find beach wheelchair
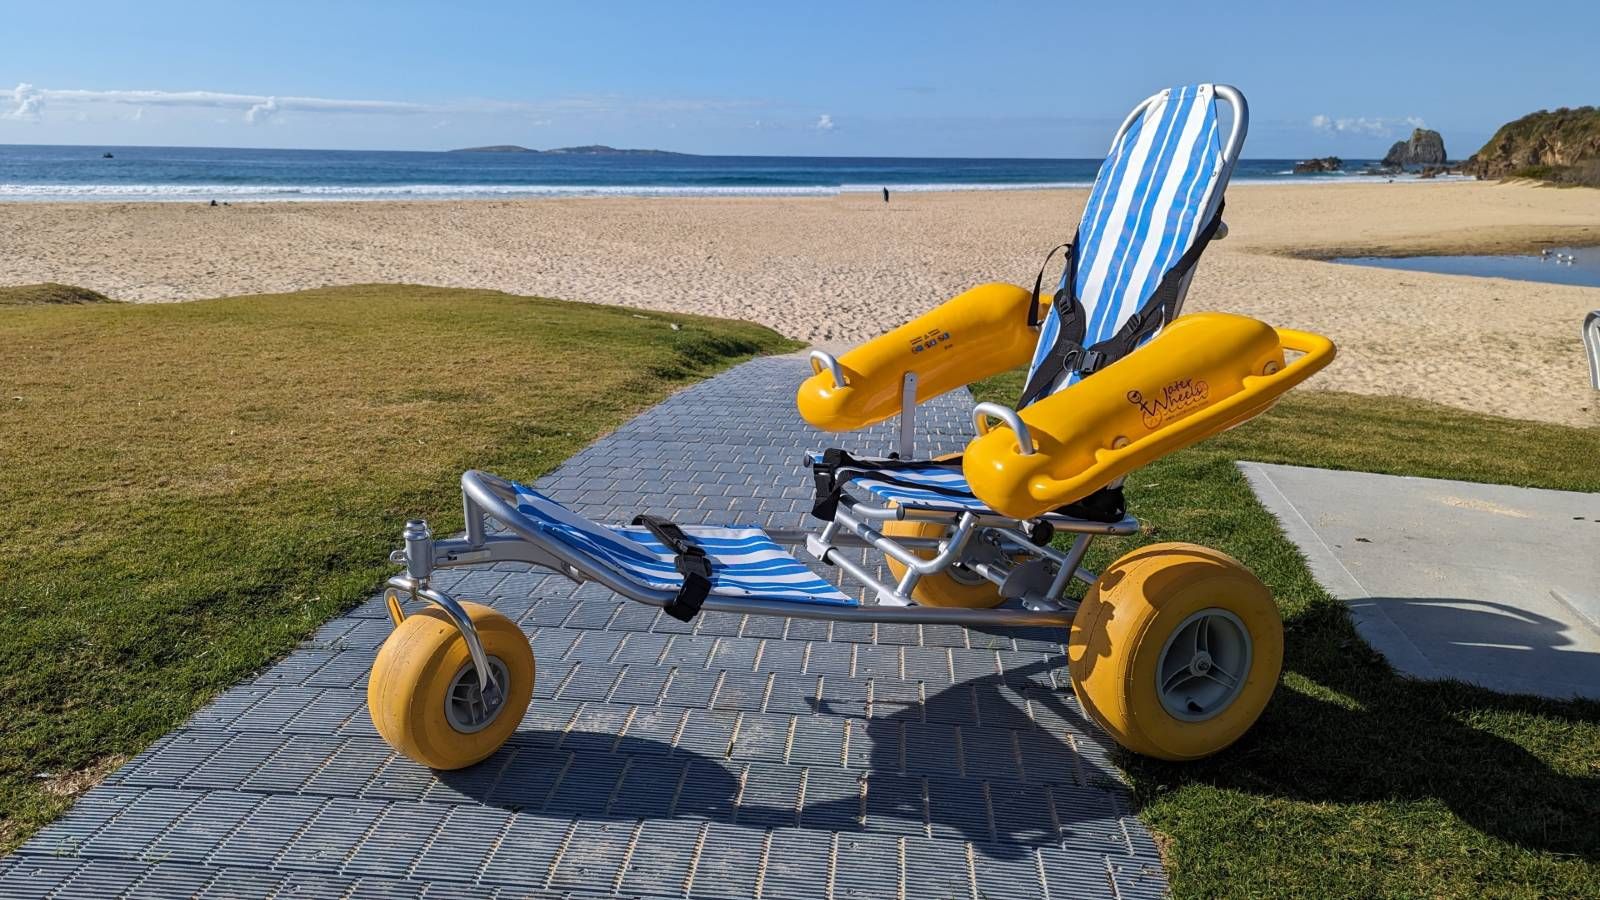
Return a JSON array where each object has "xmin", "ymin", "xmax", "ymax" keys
[{"xmin": 368, "ymin": 84, "xmax": 1336, "ymax": 770}]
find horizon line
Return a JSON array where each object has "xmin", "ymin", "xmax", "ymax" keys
[{"xmin": 0, "ymin": 141, "xmax": 1413, "ymax": 161}]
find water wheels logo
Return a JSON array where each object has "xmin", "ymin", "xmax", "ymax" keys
[{"xmin": 1127, "ymin": 377, "xmax": 1210, "ymax": 429}]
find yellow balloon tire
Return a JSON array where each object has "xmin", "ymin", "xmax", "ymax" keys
[
  {"xmin": 881, "ymin": 516, "xmax": 1007, "ymax": 609},
  {"xmin": 368, "ymin": 601, "xmax": 534, "ymax": 770},
  {"xmin": 1068, "ymin": 542, "xmax": 1282, "ymax": 761}
]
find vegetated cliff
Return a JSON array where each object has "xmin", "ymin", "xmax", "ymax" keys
[
  {"xmin": 1463, "ymin": 106, "xmax": 1600, "ymax": 187},
  {"xmin": 1383, "ymin": 129, "xmax": 1447, "ymax": 167}
]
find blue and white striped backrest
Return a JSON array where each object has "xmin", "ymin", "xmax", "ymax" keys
[{"xmin": 1024, "ymin": 84, "xmax": 1231, "ymax": 398}]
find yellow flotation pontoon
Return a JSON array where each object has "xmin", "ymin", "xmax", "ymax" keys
[
  {"xmin": 964, "ymin": 312, "xmax": 1334, "ymax": 519},
  {"xmin": 797, "ymin": 282, "xmax": 1042, "ymax": 432}
]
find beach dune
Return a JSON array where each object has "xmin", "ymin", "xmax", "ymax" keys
[{"xmin": 1, "ymin": 182, "xmax": 1595, "ymax": 427}]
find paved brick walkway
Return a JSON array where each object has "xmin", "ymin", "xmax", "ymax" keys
[{"xmin": 3, "ymin": 355, "xmax": 1167, "ymax": 899}]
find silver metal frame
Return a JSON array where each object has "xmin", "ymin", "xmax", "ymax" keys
[
  {"xmin": 380, "ymin": 85, "xmax": 1250, "ymax": 673},
  {"xmin": 1585, "ymin": 310, "xmax": 1599, "ymax": 390}
]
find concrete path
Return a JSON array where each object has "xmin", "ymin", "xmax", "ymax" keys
[
  {"xmin": 1242, "ymin": 462, "xmax": 1600, "ymax": 700},
  {"xmin": 3, "ymin": 356, "xmax": 1166, "ymax": 899}
]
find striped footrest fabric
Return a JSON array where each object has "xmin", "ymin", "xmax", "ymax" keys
[{"xmin": 511, "ymin": 482, "xmax": 856, "ymax": 606}]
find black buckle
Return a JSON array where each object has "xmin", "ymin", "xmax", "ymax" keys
[{"xmin": 1078, "ymin": 349, "xmax": 1107, "ymax": 375}]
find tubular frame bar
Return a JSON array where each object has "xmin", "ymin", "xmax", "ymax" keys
[
  {"xmin": 385, "ymin": 576, "xmax": 503, "ymax": 704},
  {"xmin": 453, "ymin": 469, "xmax": 1075, "ymax": 627},
  {"xmin": 1585, "ymin": 309, "xmax": 1599, "ymax": 390}
]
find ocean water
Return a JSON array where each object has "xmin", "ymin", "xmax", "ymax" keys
[
  {"xmin": 0, "ymin": 144, "xmax": 1443, "ymax": 202},
  {"xmin": 1337, "ymin": 246, "xmax": 1600, "ymax": 289}
]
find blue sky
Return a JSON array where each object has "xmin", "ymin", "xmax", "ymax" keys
[{"xmin": 2, "ymin": 0, "xmax": 1595, "ymax": 158}]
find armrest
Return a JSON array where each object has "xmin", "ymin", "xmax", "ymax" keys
[
  {"xmin": 797, "ymin": 282, "xmax": 1040, "ymax": 432},
  {"xmin": 964, "ymin": 313, "xmax": 1336, "ymax": 519}
]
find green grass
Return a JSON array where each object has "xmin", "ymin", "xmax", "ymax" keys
[
  {"xmin": 973, "ymin": 372, "xmax": 1600, "ymax": 898},
  {"xmin": 0, "ymin": 284, "xmax": 797, "ymax": 851}
]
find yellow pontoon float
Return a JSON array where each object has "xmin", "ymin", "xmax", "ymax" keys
[{"xmin": 369, "ymin": 84, "xmax": 1336, "ymax": 771}]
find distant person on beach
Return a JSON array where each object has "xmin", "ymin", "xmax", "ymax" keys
[{"xmin": 883, "ymin": 187, "xmax": 889, "ymax": 204}]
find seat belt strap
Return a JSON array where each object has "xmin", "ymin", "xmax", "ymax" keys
[
  {"xmin": 630, "ymin": 514, "xmax": 712, "ymax": 622},
  {"xmin": 1027, "ymin": 241, "xmax": 1072, "ymax": 328}
]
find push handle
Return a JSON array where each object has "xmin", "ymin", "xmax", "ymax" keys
[
  {"xmin": 1259, "ymin": 327, "xmax": 1336, "ymax": 386},
  {"xmin": 808, "ymin": 350, "xmax": 848, "ymax": 388},
  {"xmin": 972, "ymin": 402, "xmax": 1036, "ymax": 455}
]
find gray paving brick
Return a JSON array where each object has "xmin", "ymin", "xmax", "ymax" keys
[
  {"xmin": 125, "ymin": 861, "xmax": 217, "ymax": 899},
  {"xmin": 762, "ymin": 827, "xmax": 831, "ymax": 900},
  {"xmin": 207, "ymin": 792, "xmax": 324, "ymax": 869},
  {"xmin": 7, "ymin": 356, "xmax": 1162, "ymax": 899},
  {"xmin": 0, "ymin": 855, "xmax": 81, "ymax": 900},
  {"xmin": 478, "ymin": 811, "xmax": 570, "ymax": 888},
  {"xmin": 685, "ymin": 822, "xmax": 764, "ymax": 899}
]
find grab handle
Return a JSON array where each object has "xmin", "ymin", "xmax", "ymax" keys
[
  {"xmin": 809, "ymin": 350, "xmax": 847, "ymax": 388},
  {"xmin": 1258, "ymin": 327, "xmax": 1336, "ymax": 386},
  {"xmin": 972, "ymin": 402, "xmax": 1036, "ymax": 455}
]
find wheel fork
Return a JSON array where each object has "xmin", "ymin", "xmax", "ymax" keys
[{"xmin": 385, "ymin": 518, "xmax": 503, "ymax": 707}]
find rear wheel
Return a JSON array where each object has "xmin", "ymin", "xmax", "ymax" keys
[
  {"xmin": 1067, "ymin": 543, "xmax": 1282, "ymax": 761},
  {"xmin": 881, "ymin": 515, "xmax": 1006, "ymax": 608},
  {"xmin": 368, "ymin": 602, "xmax": 534, "ymax": 770}
]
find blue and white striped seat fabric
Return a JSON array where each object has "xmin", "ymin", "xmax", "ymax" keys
[
  {"xmin": 805, "ymin": 451, "xmax": 988, "ymax": 512},
  {"xmin": 1026, "ymin": 83, "xmax": 1227, "ymax": 395},
  {"xmin": 511, "ymin": 482, "xmax": 856, "ymax": 606},
  {"xmin": 842, "ymin": 84, "xmax": 1233, "ymax": 513}
]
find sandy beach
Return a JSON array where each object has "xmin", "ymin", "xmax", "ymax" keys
[{"xmin": 2, "ymin": 181, "xmax": 1596, "ymax": 427}]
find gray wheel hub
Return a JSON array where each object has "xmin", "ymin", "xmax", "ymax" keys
[
  {"xmin": 1157, "ymin": 608, "xmax": 1252, "ymax": 722},
  {"xmin": 444, "ymin": 656, "xmax": 510, "ymax": 734}
]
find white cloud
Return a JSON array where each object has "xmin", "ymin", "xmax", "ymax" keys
[
  {"xmin": 5, "ymin": 83, "xmax": 43, "ymax": 120},
  {"xmin": 245, "ymin": 97, "xmax": 279, "ymax": 125},
  {"xmin": 815, "ymin": 113, "xmax": 835, "ymax": 132},
  {"xmin": 1309, "ymin": 113, "xmax": 1427, "ymax": 139},
  {"xmin": 6, "ymin": 82, "xmax": 439, "ymax": 122},
  {"xmin": 3, "ymin": 82, "xmax": 760, "ymax": 126}
]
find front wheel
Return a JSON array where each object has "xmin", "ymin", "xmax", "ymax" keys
[
  {"xmin": 368, "ymin": 601, "xmax": 534, "ymax": 770},
  {"xmin": 1067, "ymin": 543, "xmax": 1282, "ymax": 761}
]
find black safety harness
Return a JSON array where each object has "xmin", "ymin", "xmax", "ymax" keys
[
  {"xmin": 1016, "ymin": 202, "xmax": 1224, "ymax": 409},
  {"xmin": 630, "ymin": 514, "xmax": 712, "ymax": 622}
]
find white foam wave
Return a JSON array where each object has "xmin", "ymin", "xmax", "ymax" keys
[
  {"xmin": 0, "ymin": 182, "xmax": 848, "ymax": 201},
  {"xmin": 0, "ymin": 173, "xmax": 1476, "ymax": 202}
]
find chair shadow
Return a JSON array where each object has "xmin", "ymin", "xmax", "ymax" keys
[
  {"xmin": 436, "ymin": 662, "xmax": 1114, "ymax": 860},
  {"xmin": 1354, "ymin": 595, "xmax": 1600, "ymax": 694},
  {"xmin": 1085, "ymin": 592, "xmax": 1600, "ymax": 862}
]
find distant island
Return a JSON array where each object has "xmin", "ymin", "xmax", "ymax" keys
[{"xmin": 450, "ymin": 144, "xmax": 692, "ymax": 156}]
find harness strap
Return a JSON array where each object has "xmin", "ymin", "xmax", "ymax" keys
[
  {"xmin": 1016, "ymin": 237, "xmax": 1089, "ymax": 409},
  {"xmin": 1016, "ymin": 201, "xmax": 1225, "ymax": 410},
  {"xmin": 1081, "ymin": 201, "xmax": 1227, "ymax": 374},
  {"xmin": 630, "ymin": 514, "xmax": 711, "ymax": 622},
  {"xmin": 1027, "ymin": 241, "xmax": 1072, "ymax": 328}
]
